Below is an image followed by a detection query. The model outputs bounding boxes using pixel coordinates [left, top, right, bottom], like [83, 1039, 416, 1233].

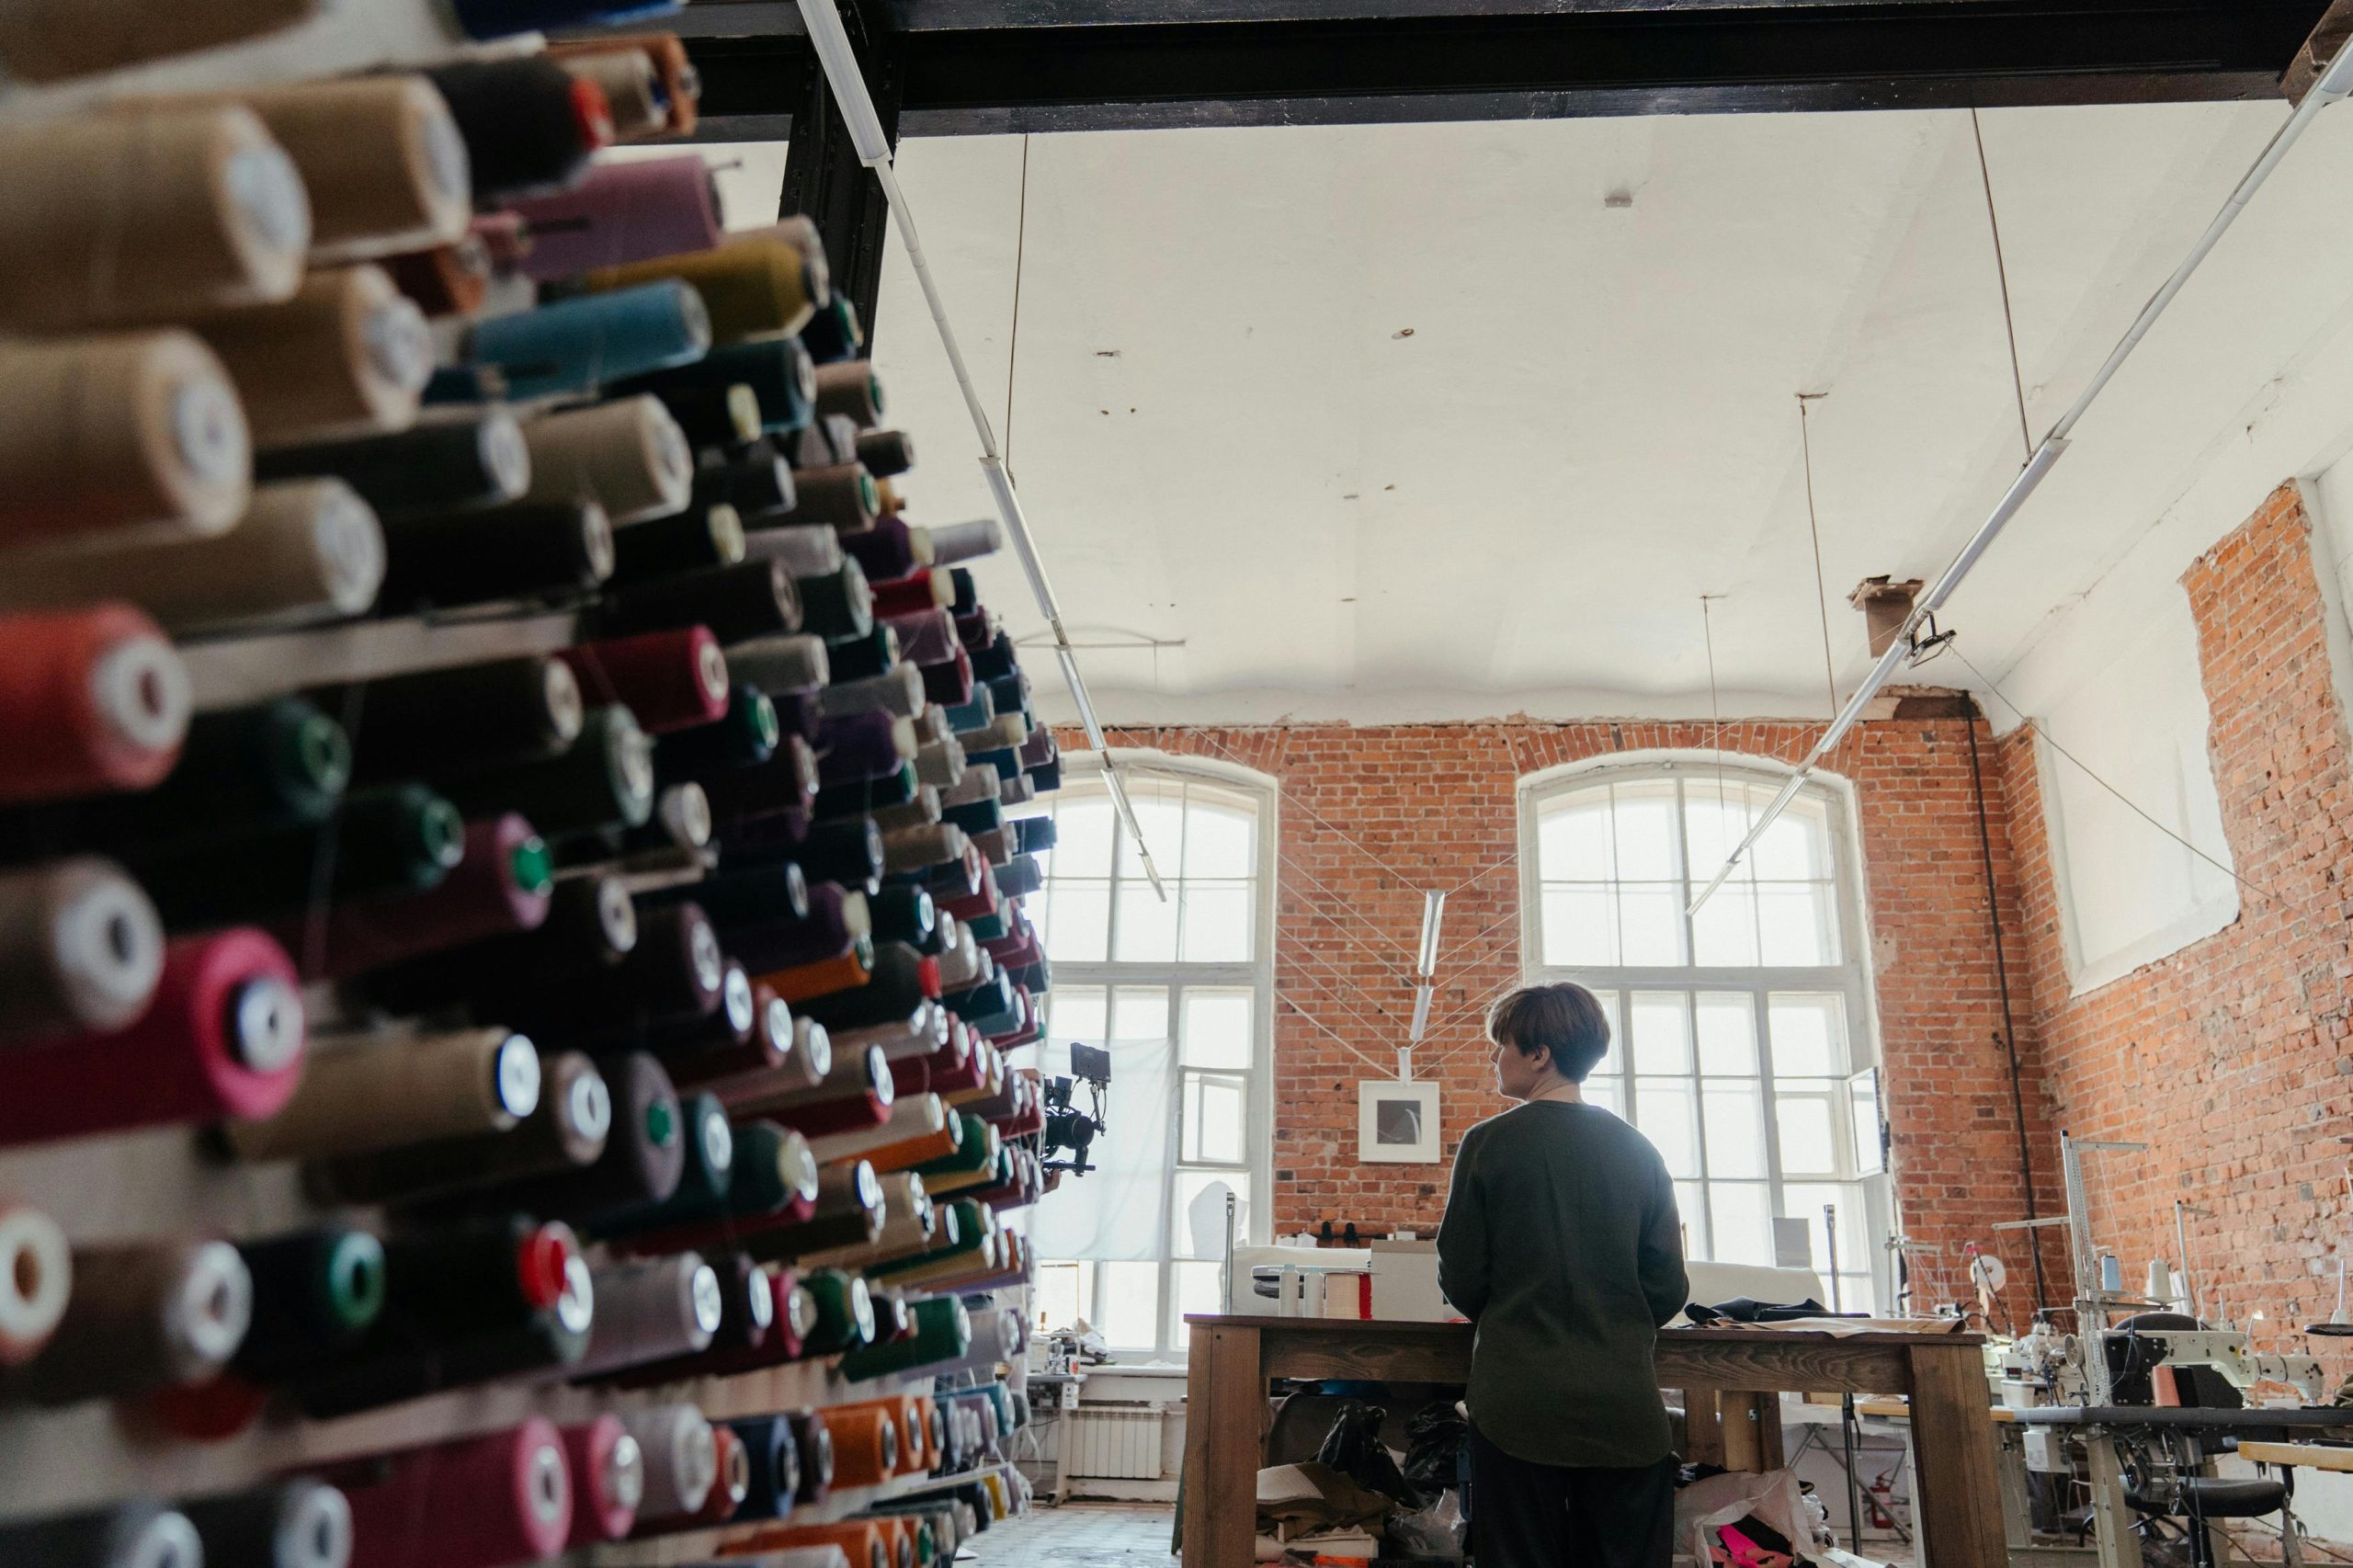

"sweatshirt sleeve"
[1436, 1126, 1490, 1321]
[1639, 1153, 1690, 1328]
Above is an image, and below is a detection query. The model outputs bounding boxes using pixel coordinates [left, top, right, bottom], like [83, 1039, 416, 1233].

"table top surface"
[2239, 1441, 2353, 1471]
[1184, 1313, 1983, 1346]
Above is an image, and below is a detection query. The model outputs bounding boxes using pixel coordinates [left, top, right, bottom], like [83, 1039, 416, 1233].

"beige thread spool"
[551, 35, 699, 136]
[227, 1027, 541, 1164]
[0, 480, 385, 633]
[520, 397, 693, 525]
[0, 333, 250, 550]
[0, 1205, 71, 1368]
[561, 51, 666, 140]
[789, 463, 878, 532]
[190, 267, 432, 446]
[0, 107, 309, 331]
[813, 362, 882, 428]
[0, 858, 165, 1042]
[0, 0, 320, 85]
[0, 1238, 251, 1404]
[238, 77, 472, 263]
[797, 1173, 937, 1270]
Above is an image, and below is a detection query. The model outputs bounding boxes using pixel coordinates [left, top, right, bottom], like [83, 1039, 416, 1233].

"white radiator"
[1066, 1406, 1165, 1479]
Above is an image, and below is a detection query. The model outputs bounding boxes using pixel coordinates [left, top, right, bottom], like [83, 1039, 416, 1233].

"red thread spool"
[342, 1416, 573, 1568]
[562, 1415, 643, 1547]
[0, 928, 302, 1149]
[867, 570, 949, 620]
[0, 603, 188, 804]
[558, 628, 730, 736]
[267, 814, 553, 980]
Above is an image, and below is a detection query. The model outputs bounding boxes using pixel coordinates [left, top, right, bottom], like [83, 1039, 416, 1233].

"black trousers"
[1467, 1421, 1677, 1568]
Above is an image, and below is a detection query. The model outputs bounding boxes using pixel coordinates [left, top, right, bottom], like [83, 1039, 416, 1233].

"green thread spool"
[797, 1267, 873, 1356]
[838, 1296, 969, 1382]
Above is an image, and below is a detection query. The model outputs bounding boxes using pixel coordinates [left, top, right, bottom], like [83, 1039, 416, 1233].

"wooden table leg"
[1182, 1321, 1265, 1568]
[1681, 1391, 1728, 1468]
[1716, 1392, 1781, 1472]
[1904, 1343, 2007, 1568]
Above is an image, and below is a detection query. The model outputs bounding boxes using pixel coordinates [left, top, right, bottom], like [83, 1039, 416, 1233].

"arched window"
[1014, 755, 1276, 1355]
[1518, 757, 1888, 1312]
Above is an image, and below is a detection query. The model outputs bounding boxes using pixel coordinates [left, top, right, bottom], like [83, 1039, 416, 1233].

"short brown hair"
[1485, 983, 1611, 1081]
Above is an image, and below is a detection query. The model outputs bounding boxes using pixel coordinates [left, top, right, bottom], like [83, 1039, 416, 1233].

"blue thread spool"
[467, 282, 711, 401]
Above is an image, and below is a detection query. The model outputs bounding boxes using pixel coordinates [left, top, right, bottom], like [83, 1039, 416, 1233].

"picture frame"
[1357, 1080, 1441, 1164]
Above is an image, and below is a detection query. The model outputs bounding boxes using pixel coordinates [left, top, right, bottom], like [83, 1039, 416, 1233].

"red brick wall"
[1072, 708, 2070, 1314]
[1995, 482, 2353, 1342]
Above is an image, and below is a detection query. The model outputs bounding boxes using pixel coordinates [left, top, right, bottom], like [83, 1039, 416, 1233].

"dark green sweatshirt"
[1436, 1100, 1688, 1467]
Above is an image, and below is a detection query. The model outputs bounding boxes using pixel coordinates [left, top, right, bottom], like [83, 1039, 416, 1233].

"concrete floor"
[966, 1503, 1177, 1568]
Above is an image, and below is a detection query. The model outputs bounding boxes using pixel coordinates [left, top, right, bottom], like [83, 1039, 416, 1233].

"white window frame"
[1027, 749, 1278, 1358]
[1516, 751, 1893, 1310]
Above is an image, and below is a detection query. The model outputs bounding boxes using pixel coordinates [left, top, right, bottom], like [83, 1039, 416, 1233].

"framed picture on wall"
[1358, 1080, 1441, 1164]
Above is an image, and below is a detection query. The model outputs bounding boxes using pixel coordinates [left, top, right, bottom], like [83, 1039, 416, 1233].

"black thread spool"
[310, 1050, 612, 1210]
[374, 499, 615, 613]
[642, 963, 756, 1064]
[180, 1481, 350, 1568]
[0, 697, 350, 861]
[1011, 817, 1056, 855]
[641, 862, 810, 933]
[854, 429, 914, 480]
[645, 381, 761, 449]
[663, 983, 792, 1094]
[608, 503, 746, 586]
[869, 885, 937, 950]
[709, 883, 856, 978]
[356, 873, 633, 1015]
[687, 744, 812, 831]
[799, 296, 863, 364]
[256, 412, 530, 519]
[481, 1052, 687, 1221]
[313, 655, 583, 785]
[996, 855, 1045, 900]
[940, 797, 1003, 841]
[698, 1252, 771, 1355]
[692, 452, 795, 521]
[793, 818, 886, 890]
[228, 1224, 386, 1385]
[425, 57, 605, 201]
[813, 768, 917, 826]
[740, 1162, 884, 1264]
[657, 683, 779, 782]
[799, 944, 935, 1035]
[124, 783, 461, 927]
[0, 1502, 203, 1568]
[438, 704, 655, 839]
[823, 626, 897, 684]
[619, 336, 815, 436]
[597, 560, 801, 646]
[468, 902, 723, 1050]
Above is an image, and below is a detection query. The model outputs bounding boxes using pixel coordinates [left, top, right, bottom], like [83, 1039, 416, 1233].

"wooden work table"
[1180, 1314, 2004, 1568]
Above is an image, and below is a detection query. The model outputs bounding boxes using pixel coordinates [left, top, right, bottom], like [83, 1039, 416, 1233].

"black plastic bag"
[1316, 1400, 1422, 1508]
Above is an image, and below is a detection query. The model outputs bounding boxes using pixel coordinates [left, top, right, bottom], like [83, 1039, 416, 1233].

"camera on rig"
[1042, 1041, 1110, 1176]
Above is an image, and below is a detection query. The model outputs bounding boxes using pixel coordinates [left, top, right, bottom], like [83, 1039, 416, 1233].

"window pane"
[1036, 1260, 1085, 1333]
[1618, 885, 1684, 966]
[1051, 986, 1108, 1043]
[1634, 1081, 1699, 1178]
[1694, 993, 1758, 1074]
[1700, 1082, 1766, 1178]
[1180, 989, 1254, 1069]
[1098, 1260, 1161, 1350]
[1172, 1170, 1250, 1259]
[1113, 880, 1178, 962]
[1848, 1070, 1884, 1175]
[1583, 1076, 1623, 1118]
[1707, 1182, 1773, 1266]
[1120, 787, 1185, 883]
[1782, 1183, 1870, 1300]
[1628, 993, 1692, 1074]
[1776, 1095, 1838, 1175]
[1768, 994, 1847, 1077]
[1110, 986, 1169, 1041]
[1182, 1074, 1248, 1165]
[1045, 881, 1109, 962]
[1542, 885, 1616, 968]
[1183, 803, 1255, 879]
[1674, 1179, 1709, 1259]
[1171, 1259, 1224, 1342]
[1538, 797, 1614, 881]
[1051, 800, 1117, 879]
[1612, 781, 1683, 881]
[1179, 880, 1252, 962]
[1690, 881, 1760, 967]
[1756, 883, 1836, 966]
[1754, 799, 1831, 881]
[1682, 780, 1754, 870]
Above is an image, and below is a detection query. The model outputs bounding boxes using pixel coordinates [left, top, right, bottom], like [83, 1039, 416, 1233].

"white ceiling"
[703, 97, 2353, 726]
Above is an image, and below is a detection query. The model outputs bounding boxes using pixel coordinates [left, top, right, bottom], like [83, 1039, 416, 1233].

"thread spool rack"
[0, 4, 1053, 1562]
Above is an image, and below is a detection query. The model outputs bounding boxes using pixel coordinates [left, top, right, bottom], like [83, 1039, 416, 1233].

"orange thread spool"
[0, 604, 188, 803]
